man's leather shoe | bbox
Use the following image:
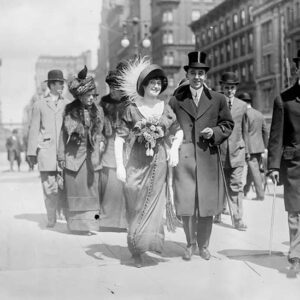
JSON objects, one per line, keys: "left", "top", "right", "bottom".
{"left": 46, "top": 222, "right": 56, "bottom": 228}
{"left": 199, "top": 248, "right": 211, "bottom": 260}
{"left": 234, "top": 220, "right": 247, "bottom": 231}
{"left": 289, "top": 257, "right": 300, "bottom": 271}
{"left": 133, "top": 254, "right": 143, "bottom": 268}
{"left": 213, "top": 214, "right": 222, "bottom": 223}
{"left": 182, "top": 244, "right": 197, "bottom": 261}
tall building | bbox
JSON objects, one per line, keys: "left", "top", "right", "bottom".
{"left": 151, "top": 0, "right": 223, "bottom": 95}
{"left": 191, "top": 0, "right": 255, "bottom": 101}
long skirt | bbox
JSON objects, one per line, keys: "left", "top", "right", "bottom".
{"left": 99, "top": 167, "right": 127, "bottom": 229}
{"left": 124, "top": 143, "right": 168, "bottom": 255}
{"left": 65, "top": 161, "right": 100, "bottom": 232}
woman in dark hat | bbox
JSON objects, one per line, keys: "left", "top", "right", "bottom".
{"left": 98, "top": 69, "right": 127, "bottom": 230}
{"left": 57, "top": 66, "right": 106, "bottom": 233}
{"left": 114, "top": 57, "right": 183, "bottom": 267}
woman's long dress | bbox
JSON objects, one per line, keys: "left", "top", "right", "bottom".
{"left": 117, "top": 102, "right": 179, "bottom": 255}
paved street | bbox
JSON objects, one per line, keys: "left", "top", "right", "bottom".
{"left": 0, "top": 152, "right": 299, "bottom": 300}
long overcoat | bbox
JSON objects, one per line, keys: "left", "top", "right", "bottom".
{"left": 169, "top": 85, "right": 234, "bottom": 217}
{"left": 27, "top": 94, "right": 69, "bottom": 171}
{"left": 268, "top": 81, "right": 300, "bottom": 212}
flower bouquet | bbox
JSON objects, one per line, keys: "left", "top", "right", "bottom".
{"left": 133, "top": 116, "right": 164, "bottom": 156}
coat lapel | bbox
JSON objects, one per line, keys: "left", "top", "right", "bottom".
{"left": 178, "top": 90, "right": 197, "bottom": 119}
{"left": 196, "top": 87, "right": 212, "bottom": 119}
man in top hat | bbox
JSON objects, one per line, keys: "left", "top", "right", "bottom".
{"left": 268, "top": 50, "right": 300, "bottom": 271}
{"left": 27, "top": 69, "right": 69, "bottom": 227}
{"left": 239, "top": 92, "right": 268, "bottom": 201}
{"left": 217, "top": 72, "right": 249, "bottom": 230}
{"left": 169, "top": 51, "right": 234, "bottom": 261}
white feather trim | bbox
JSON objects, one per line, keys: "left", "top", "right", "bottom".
{"left": 117, "top": 56, "right": 151, "bottom": 102}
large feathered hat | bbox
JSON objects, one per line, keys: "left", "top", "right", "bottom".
{"left": 68, "top": 66, "right": 98, "bottom": 98}
{"left": 116, "top": 57, "right": 168, "bottom": 102}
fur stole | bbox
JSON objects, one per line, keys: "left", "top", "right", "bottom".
{"left": 63, "top": 99, "right": 104, "bottom": 146}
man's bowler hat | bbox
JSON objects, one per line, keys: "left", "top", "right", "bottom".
{"left": 45, "top": 69, "right": 66, "bottom": 82}
{"left": 184, "top": 51, "right": 210, "bottom": 72}
{"left": 293, "top": 49, "right": 300, "bottom": 64}
{"left": 219, "top": 72, "right": 240, "bottom": 85}
{"left": 237, "top": 92, "right": 252, "bottom": 102}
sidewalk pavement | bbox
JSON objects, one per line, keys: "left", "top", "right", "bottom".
{"left": 0, "top": 153, "right": 299, "bottom": 300}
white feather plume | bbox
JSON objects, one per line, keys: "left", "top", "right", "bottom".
{"left": 117, "top": 56, "right": 151, "bottom": 102}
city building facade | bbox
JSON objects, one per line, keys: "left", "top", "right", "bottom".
{"left": 151, "top": 0, "right": 223, "bottom": 95}
{"left": 191, "top": 0, "right": 255, "bottom": 103}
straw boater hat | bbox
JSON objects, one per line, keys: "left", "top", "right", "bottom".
{"left": 219, "top": 72, "right": 240, "bottom": 85}
{"left": 237, "top": 92, "right": 252, "bottom": 102}
{"left": 184, "top": 51, "right": 210, "bottom": 72}
{"left": 68, "top": 66, "right": 98, "bottom": 98}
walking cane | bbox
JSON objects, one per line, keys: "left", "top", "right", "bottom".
{"left": 269, "top": 180, "right": 277, "bottom": 255}
{"left": 217, "top": 146, "right": 235, "bottom": 226}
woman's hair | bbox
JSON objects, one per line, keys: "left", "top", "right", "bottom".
{"left": 142, "top": 76, "right": 168, "bottom": 89}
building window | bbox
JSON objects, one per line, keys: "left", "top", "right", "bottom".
{"left": 168, "top": 76, "right": 175, "bottom": 87}
{"left": 240, "top": 35, "right": 246, "bottom": 55}
{"left": 162, "top": 10, "right": 173, "bottom": 23}
{"left": 192, "top": 10, "right": 201, "bottom": 21}
{"left": 248, "top": 62, "right": 254, "bottom": 79}
{"left": 248, "top": 6, "right": 253, "bottom": 22}
{"left": 163, "top": 31, "right": 174, "bottom": 44}
{"left": 220, "top": 45, "right": 225, "bottom": 64}
{"left": 220, "top": 21, "right": 225, "bottom": 36}
{"left": 240, "top": 9, "right": 246, "bottom": 26}
{"left": 262, "top": 54, "right": 272, "bottom": 75}
{"left": 214, "top": 48, "right": 219, "bottom": 65}
{"left": 233, "top": 13, "right": 239, "bottom": 30}
{"left": 207, "top": 27, "right": 212, "bottom": 42}
{"left": 248, "top": 32, "right": 253, "bottom": 51}
{"left": 233, "top": 38, "right": 239, "bottom": 58}
{"left": 241, "top": 64, "right": 246, "bottom": 80}
{"left": 262, "top": 20, "right": 272, "bottom": 45}
{"left": 192, "top": 34, "right": 196, "bottom": 44}
{"left": 202, "top": 32, "right": 206, "bottom": 44}
{"left": 214, "top": 26, "right": 218, "bottom": 39}
{"left": 163, "top": 52, "right": 174, "bottom": 65}
{"left": 226, "top": 42, "right": 231, "bottom": 60}
{"left": 226, "top": 17, "right": 231, "bottom": 34}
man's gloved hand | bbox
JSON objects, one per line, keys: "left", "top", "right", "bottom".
{"left": 27, "top": 155, "right": 37, "bottom": 167}
{"left": 200, "top": 127, "right": 214, "bottom": 140}
{"left": 269, "top": 170, "right": 279, "bottom": 184}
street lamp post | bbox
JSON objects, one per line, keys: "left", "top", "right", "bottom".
{"left": 121, "top": 17, "right": 151, "bottom": 57}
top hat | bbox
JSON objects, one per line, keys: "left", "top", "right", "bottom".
{"left": 237, "top": 92, "right": 251, "bottom": 102}
{"left": 293, "top": 49, "right": 300, "bottom": 64}
{"left": 184, "top": 51, "right": 210, "bottom": 72}
{"left": 137, "top": 64, "right": 168, "bottom": 96}
{"left": 219, "top": 72, "right": 240, "bottom": 85}
{"left": 45, "top": 69, "right": 66, "bottom": 82}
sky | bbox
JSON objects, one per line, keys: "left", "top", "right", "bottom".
{"left": 0, "top": 0, "right": 102, "bottom": 123}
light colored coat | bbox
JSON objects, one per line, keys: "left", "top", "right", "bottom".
{"left": 27, "top": 94, "right": 69, "bottom": 171}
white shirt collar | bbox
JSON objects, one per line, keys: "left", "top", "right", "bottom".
{"left": 189, "top": 86, "right": 203, "bottom": 100}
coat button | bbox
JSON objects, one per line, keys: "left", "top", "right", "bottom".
{"left": 189, "top": 124, "right": 193, "bottom": 128}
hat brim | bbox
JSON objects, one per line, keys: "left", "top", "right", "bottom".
{"left": 184, "top": 63, "right": 210, "bottom": 72}
{"left": 137, "top": 65, "right": 168, "bottom": 96}
{"left": 44, "top": 79, "right": 66, "bottom": 82}
{"left": 219, "top": 80, "right": 239, "bottom": 85}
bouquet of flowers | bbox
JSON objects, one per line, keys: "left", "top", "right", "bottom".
{"left": 133, "top": 116, "right": 164, "bottom": 156}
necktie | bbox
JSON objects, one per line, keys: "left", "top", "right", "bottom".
{"left": 194, "top": 92, "right": 199, "bottom": 106}
{"left": 228, "top": 99, "right": 232, "bottom": 110}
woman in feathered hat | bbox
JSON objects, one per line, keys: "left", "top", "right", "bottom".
{"left": 57, "top": 66, "right": 106, "bottom": 233}
{"left": 114, "top": 57, "right": 183, "bottom": 267}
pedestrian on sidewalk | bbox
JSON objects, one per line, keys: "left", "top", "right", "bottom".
{"left": 57, "top": 66, "right": 106, "bottom": 233}
{"left": 217, "top": 72, "right": 249, "bottom": 231}
{"left": 239, "top": 92, "right": 268, "bottom": 201}
{"left": 114, "top": 57, "right": 183, "bottom": 267}
{"left": 268, "top": 50, "right": 300, "bottom": 271}
{"left": 169, "top": 51, "right": 234, "bottom": 261}
{"left": 27, "top": 70, "right": 69, "bottom": 228}
{"left": 6, "top": 129, "right": 22, "bottom": 172}
{"left": 98, "top": 67, "right": 127, "bottom": 230}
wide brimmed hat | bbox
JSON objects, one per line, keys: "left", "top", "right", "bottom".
{"left": 137, "top": 64, "right": 168, "bottom": 96}
{"left": 237, "top": 92, "right": 251, "bottom": 102}
{"left": 293, "top": 49, "right": 300, "bottom": 64}
{"left": 68, "top": 66, "right": 98, "bottom": 98}
{"left": 220, "top": 72, "right": 240, "bottom": 85}
{"left": 45, "top": 69, "right": 66, "bottom": 82}
{"left": 184, "top": 51, "right": 210, "bottom": 72}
